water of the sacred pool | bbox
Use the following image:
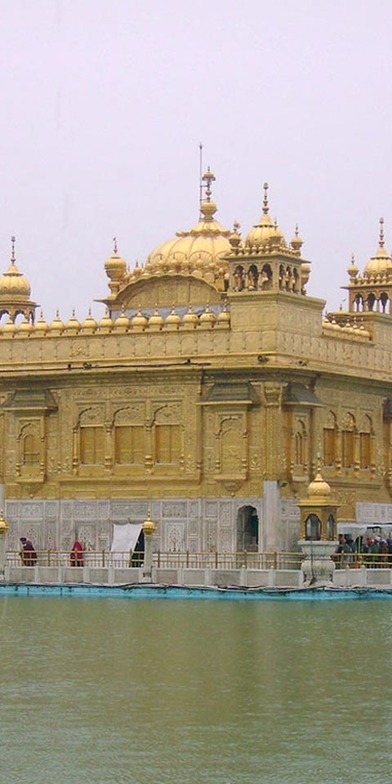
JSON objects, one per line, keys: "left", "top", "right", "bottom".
{"left": 1, "top": 596, "right": 391, "bottom": 784}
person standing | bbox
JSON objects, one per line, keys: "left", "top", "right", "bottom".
{"left": 70, "top": 539, "right": 84, "bottom": 567}
{"left": 19, "top": 537, "right": 37, "bottom": 566}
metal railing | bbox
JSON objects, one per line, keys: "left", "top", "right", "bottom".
{"left": 7, "top": 549, "right": 304, "bottom": 570}
{"left": 8, "top": 549, "right": 392, "bottom": 570}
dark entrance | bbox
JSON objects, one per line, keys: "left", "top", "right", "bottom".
{"left": 236, "top": 505, "right": 259, "bottom": 551}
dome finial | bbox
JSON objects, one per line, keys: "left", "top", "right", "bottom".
{"left": 262, "top": 182, "right": 269, "bottom": 214}
{"left": 201, "top": 166, "right": 216, "bottom": 203}
{"left": 379, "top": 217, "right": 385, "bottom": 249}
{"left": 10, "top": 235, "right": 16, "bottom": 264}
{"left": 113, "top": 236, "right": 118, "bottom": 254}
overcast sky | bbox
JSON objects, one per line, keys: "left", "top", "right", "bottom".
{"left": 1, "top": 0, "right": 391, "bottom": 321}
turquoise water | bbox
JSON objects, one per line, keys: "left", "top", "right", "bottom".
{"left": 1, "top": 593, "right": 391, "bottom": 784}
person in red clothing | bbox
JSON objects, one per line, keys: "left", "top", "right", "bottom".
{"left": 70, "top": 539, "right": 84, "bottom": 567}
{"left": 19, "top": 537, "right": 37, "bottom": 566}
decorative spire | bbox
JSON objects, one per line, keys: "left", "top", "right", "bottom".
{"left": 200, "top": 167, "right": 217, "bottom": 221}
{"left": 262, "top": 182, "right": 269, "bottom": 214}
{"left": 10, "top": 235, "right": 16, "bottom": 264}
{"left": 113, "top": 236, "right": 118, "bottom": 254}
{"left": 201, "top": 167, "right": 216, "bottom": 202}
{"left": 379, "top": 217, "right": 385, "bottom": 249}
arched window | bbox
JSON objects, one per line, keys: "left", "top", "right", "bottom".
{"left": 80, "top": 426, "right": 104, "bottom": 465}
{"left": 233, "top": 265, "right": 245, "bottom": 291}
{"left": 260, "top": 264, "right": 272, "bottom": 290}
{"left": 114, "top": 425, "right": 144, "bottom": 464}
{"left": 305, "top": 514, "right": 321, "bottom": 540}
{"left": 380, "top": 292, "right": 389, "bottom": 314}
{"left": 248, "top": 264, "right": 258, "bottom": 290}
{"left": 22, "top": 433, "right": 39, "bottom": 465}
{"left": 366, "top": 293, "right": 376, "bottom": 312}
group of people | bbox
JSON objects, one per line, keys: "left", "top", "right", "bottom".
{"left": 19, "top": 537, "right": 84, "bottom": 567}
{"left": 335, "top": 534, "right": 392, "bottom": 567}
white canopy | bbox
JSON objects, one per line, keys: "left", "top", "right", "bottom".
{"left": 109, "top": 522, "right": 143, "bottom": 567}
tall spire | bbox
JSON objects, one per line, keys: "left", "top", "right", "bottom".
{"left": 379, "top": 217, "right": 385, "bottom": 249}
{"left": 262, "top": 182, "right": 269, "bottom": 215}
{"left": 10, "top": 235, "right": 16, "bottom": 265}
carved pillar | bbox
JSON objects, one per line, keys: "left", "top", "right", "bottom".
{"left": 354, "top": 430, "right": 360, "bottom": 476}
{"left": 104, "top": 424, "right": 113, "bottom": 473}
{"left": 72, "top": 427, "right": 79, "bottom": 474}
{"left": 263, "top": 382, "right": 283, "bottom": 479}
{"left": 144, "top": 407, "right": 153, "bottom": 473}
{"left": 335, "top": 427, "right": 342, "bottom": 474}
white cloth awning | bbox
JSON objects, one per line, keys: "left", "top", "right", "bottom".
{"left": 109, "top": 522, "right": 142, "bottom": 567}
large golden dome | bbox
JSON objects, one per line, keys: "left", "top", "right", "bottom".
{"left": 364, "top": 218, "right": 392, "bottom": 276}
{"left": 0, "top": 238, "right": 32, "bottom": 300}
{"left": 145, "top": 169, "right": 231, "bottom": 276}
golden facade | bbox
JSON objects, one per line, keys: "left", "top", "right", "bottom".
{"left": 1, "top": 173, "right": 392, "bottom": 553}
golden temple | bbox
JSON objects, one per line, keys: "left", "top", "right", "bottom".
{"left": 1, "top": 171, "right": 392, "bottom": 554}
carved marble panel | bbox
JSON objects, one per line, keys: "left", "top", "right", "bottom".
{"left": 162, "top": 501, "right": 187, "bottom": 518}
{"left": 74, "top": 501, "right": 97, "bottom": 519}
{"left": 19, "top": 501, "right": 44, "bottom": 519}
{"left": 205, "top": 501, "right": 218, "bottom": 519}
{"left": 167, "top": 523, "right": 185, "bottom": 551}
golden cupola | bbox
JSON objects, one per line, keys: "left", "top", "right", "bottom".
{"left": 104, "top": 238, "right": 127, "bottom": 294}
{"left": 0, "top": 237, "right": 38, "bottom": 323}
{"left": 364, "top": 218, "right": 392, "bottom": 276}
{"left": 144, "top": 168, "right": 231, "bottom": 285}
{"left": 246, "top": 183, "right": 287, "bottom": 250}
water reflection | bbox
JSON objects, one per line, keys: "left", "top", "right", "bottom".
{"left": 1, "top": 597, "right": 391, "bottom": 784}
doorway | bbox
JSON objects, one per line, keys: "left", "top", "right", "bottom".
{"left": 236, "top": 505, "right": 259, "bottom": 551}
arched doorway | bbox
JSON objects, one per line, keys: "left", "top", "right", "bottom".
{"left": 236, "top": 505, "right": 259, "bottom": 551}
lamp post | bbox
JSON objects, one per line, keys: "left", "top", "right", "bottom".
{"left": 0, "top": 509, "right": 9, "bottom": 581}
{"left": 142, "top": 510, "right": 157, "bottom": 582}
{"left": 297, "top": 469, "right": 339, "bottom": 587}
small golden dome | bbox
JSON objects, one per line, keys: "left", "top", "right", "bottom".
{"left": 165, "top": 307, "right": 181, "bottom": 326}
{"left": 65, "top": 310, "right": 81, "bottom": 333}
{"left": 229, "top": 221, "right": 241, "bottom": 249}
{"left": 99, "top": 309, "right": 113, "bottom": 330}
{"left": 0, "top": 237, "right": 32, "bottom": 300}
{"left": 291, "top": 225, "right": 303, "bottom": 254}
{"left": 81, "top": 309, "right": 97, "bottom": 332}
{"left": 217, "top": 303, "right": 230, "bottom": 323}
{"left": 34, "top": 312, "right": 48, "bottom": 333}
{"left": 364, "top": 219, "right": 392, "bottom": 276}
{"left": 17, "top": 316, "right": 33, "bottom": 334}
{"left": 307, "top": 470, "right": 331, "bottom": 499}
{"left": 347, "top": 253, "right": 358, "bottom": 278}
{"left": 182, "top": 306, "right": 199, "bottom": 326}
{"left": 131, "top": 308, "right": 147, "bottom": 328}
{"left": 104, "top": 238, "right": 127, "bottom": 282}
{"left": 50, "top": 311, "right": 64, "bottom": 333}
{"left": 142, "top": 510, "right": 157, "bottom": 536}
{"left": 148, "top": 308, "right": 164, "bottom": 328}
{"left": 114, "top": 307, "right": 130, "bottom": 329}
{"left": 199, "top": 305, "right": 216, "bottom": 324}
{"left": 246, "top": 183, "right": 286, "bottom": 249}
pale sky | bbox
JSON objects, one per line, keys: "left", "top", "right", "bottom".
{"left": 1, "top": 0, "right": 391, "bottom": 321}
